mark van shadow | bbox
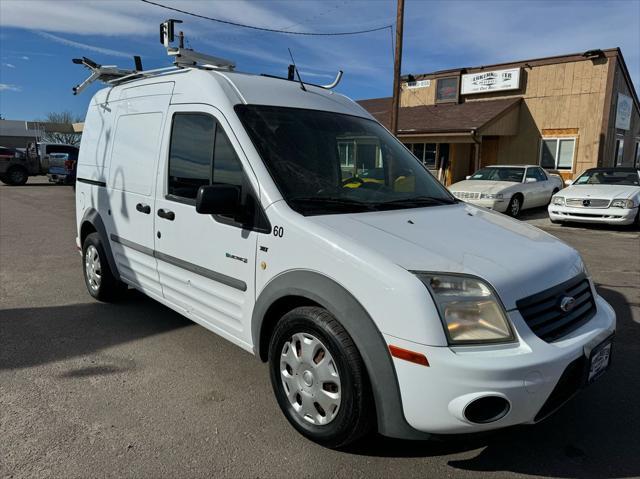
[344,286,638,478]
[0,291,191,371]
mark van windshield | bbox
[235,105,455,215]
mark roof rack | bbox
[72,56,143,95]
[161,19,234,69]
[72,19,235,95]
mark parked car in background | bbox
[0,146,28,185]
[47,152,77,185]
[449,165,563,217]
[0,142,78,186]
[549,168,640,226]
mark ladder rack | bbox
[72,19,235,95]
[72,57,141,95]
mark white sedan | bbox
[549,167,640,226]
[449,165,563,217]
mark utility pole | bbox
[390,0,405,135]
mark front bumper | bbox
[387,294,616,434]
[549,205,638,225]
[462,197,510,213]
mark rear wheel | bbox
[82,233,125,301]
[5,167,28,185]
[507,195,522,218]
[268,306,374,448]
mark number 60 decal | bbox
[273,226,284,238]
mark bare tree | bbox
[38,111,83,146]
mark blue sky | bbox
[1,0,639,121]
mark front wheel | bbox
[507,195,522,218]
[5,167,28,185]
[268,306,374,448]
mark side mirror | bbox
[564,179,573,186]
[465,175,471,180]
[525,177,537,183]
[196,184,241,216]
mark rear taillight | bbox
[65,159,74,169]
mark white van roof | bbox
[91,68,373,120]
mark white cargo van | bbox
[75,27,615,448]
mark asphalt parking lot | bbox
[1,178,639,479]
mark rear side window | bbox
[168,113,244,201]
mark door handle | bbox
[157,208,175,221]
[136,203,151,214]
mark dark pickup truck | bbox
[0,142,79,185]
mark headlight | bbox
[415,273,516,345]
[480,193,503,199]
[552,196,565,206]
[610,199,634,209]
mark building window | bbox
[436,77,459,103]
[404,142,437,169]
[540,137,576,170]
[614,138,624,166]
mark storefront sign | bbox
[615,93,632,130]
[461,68,521,94]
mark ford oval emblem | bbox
[560,296,576,312]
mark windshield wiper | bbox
[288,196,376,211]
[378,196,456,207]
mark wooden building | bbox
[358,48,639,185]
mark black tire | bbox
[507,195,522,218]
[549,218,562,224]
[0,173,9,185]
[268,306,374,448]
[82,232,125,302]
[5,166,28,185]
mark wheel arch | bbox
[80,208,120,281]
[252,269,429,440]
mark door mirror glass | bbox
[564,179,573,186]
[465,175,471,180]
[196,184,240,216]
[525,177,537,183]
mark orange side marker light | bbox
[389,345,429,366]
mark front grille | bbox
[516,273,596,342]
[452,191,481,200]
[566,198,610,208]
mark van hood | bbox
[308,203,584,309]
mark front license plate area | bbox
[587,339,612,384]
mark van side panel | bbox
[109,112,163,196]
[106,88,172,297]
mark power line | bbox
[140,0,392,36]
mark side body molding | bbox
[251,270,429,440]
[80,208,120,281]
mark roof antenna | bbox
[288,48,306,92]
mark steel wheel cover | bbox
[84,245,102,291]
[280,332,341,425]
